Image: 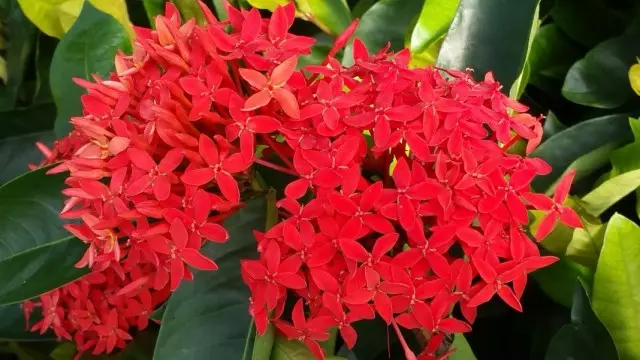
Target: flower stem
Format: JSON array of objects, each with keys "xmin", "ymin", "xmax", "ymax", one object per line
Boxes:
[
  {"xmin": 502, "ymin": 134, "xmax": 522, "ymax": 153},
  {"xmin": 391, "ymin": 319, "xmax": 417, "ymax": 360},
  {"xmin": 254, "ymin": 158, "xmax": 299, "ymax": 177}
]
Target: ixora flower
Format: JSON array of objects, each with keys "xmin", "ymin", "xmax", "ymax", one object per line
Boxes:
[{"xmin": 24, "ymin": 1, "xmax": 582, "ymax": 359}]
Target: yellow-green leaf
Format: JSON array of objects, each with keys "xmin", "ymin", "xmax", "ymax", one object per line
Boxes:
[
  {"xmin": 592, "ymin": 214, "xmax": 640, "ymax": 360},
  {"xmin": 409, "ymin": 0, "xmax": 459, "ymax": 54},
  {"xmin": 630, "ymin": 64, "xmax": 640, "ymax": 96},
  {"xmin": 17, "ymin": 0, "xmax": 134, "ymax": 39},
  {"xmin": 579, "ymin": 169, "xmax": 640, "ymax": 217}
]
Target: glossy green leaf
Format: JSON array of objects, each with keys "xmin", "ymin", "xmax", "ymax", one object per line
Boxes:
[
  {"xmin": 550, "ymin": 0, "xmax": 627, "ymax": 48},
  {"xmin": 527, "ymin": 24, "xmax": 583, "ymax": 87},
  {"xmin": 296, "ymin": 0, "xmax": 352, "ymax": 36},
  {"xmin": 562, "ymin": 34, "xmax": 640, "ymax": 109},
  {"xmin": 531, "ymin": 114, "xmax": 633, "ymax": 192},
  {"xmin": 246, "ymin": 0, "xmax": 288, "ymax": 11},
  {"xmin": 51, "ymin": 1, "xmax": 129, "ymax": 137},
  {"xmin": 541, "ymin": 111, "xmax": 567, "ymax": 141},
  {"xmin": 450, "ymin": 334, "xmax": 476, "ymax": 360},
  {"xmin": 545, "ymin": 281, "xmax": 617, "ymax": 360},
  {"xmin": 0, "ymin": 1, "xmax": 36, "ymax": 111},
  {"xmin": 409, "ymin": 0, "xmax": 459, "ymax": 54},
  {"xmin": 579, "ymin": 169, "xmax": 640, "ymax": 217},
  {"xmin": 0, "ymin": 132, "xmax": 54, "ymax": 185},
  {"xmin": 0, "ymin": 168, "xmax": 88, "ymax": 305},
  {"xmin": 592, "ymin": 214, "xmax": 640, "ymax": 360},
  {"xmin": 211, "ymin": 0, "xmax": 227, "ymax": 20},
  {"xmin": 342, "ymin": 0, "xmax": 424, "ymax": 66},
  {"xmin": 610, "ymin": 118, "xmax": 640, "ymax": 218},
  {"xmin": 153, "ymin": 198, "xmax": 267, "ymax": 360},
  {"xmin": 0, "ymin": 303, "xmax": 54, "ymax": 341},
  {"xmin": 436, "ymin": 0, "xmax": 539, "ymax": 93}
]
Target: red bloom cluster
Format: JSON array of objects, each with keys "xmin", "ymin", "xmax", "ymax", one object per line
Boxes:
[
  {"xmin": 25, "ymin": 2, "xmax": 317, "ymax": 357},
  {"xmin": 24, "ymin": 1, "xmax": 583, "ymax": 359},
  {"xmin": 240, "ymin": 34, "xmax": 583, "ymax": 360}
]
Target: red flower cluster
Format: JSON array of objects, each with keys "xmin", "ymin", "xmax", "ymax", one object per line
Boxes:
[
  {"xmin": 240, "ymin": 32, "xmax": 583, "ymax": 360},
  {"xmin": 24, "ymin": 1, "xmax": 583, "ymax": 359},
  {"xmin": 25, "ymin": 2, "xmax": 317, "ymax": 357}
]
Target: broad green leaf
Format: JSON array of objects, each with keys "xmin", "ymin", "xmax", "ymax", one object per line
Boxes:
[
  {"xmin": 0, "ymin": 168, "xmax": 88, "ymax": 305},
  {"xmin": 271, "ymin": 336, "xmax": 346, "ymax": 360},
  {"xmin": 173, "ymin": 0, "xmax": 205, "ymax": 24},
  {"xmin": 409, "ymin": 0, "xmax": 459, "ymax": 54},
  {"xmin": 592, "ymin": 214, "xmax": 640, "ymax": 360},
  {"xmin": 0, "ymin": 236, "xmax": 88, "ymax": 305},
  {"xmin": 0, "ymin": 304, "xmax": 54, "ymax": 341},
  {"xmin": 410, "ymin": 36, "xmax": 444, "ymax": 68},
  {"xmin": 17, "ymin": 0, "xmax": 134, "ymax": 39},
  {"xmin": 153, "ymin": 198, "xmax": 267, "ymax": 360},
  {"xmin": 296, "ymin": 0, "xmax": 352, "ymax": 36},
  {"xmin": 545, "ymin": 281, "xmax": 617, "ymax": 360},
  {"xmin": 531, "ymin": 114, "xmax": 632, "ymax": 192},
  {"xmin": 579, "ymin": 169, "xmax": 640, "ymax": 217},
  {"xmin": 541, "ymin": 111, "xmax": 566, "ymax": 142},
  {"xmin": 149, "ymin": 302, "xmax": 166, "ymax": 322},
  {"xmin": 450, "ymin": 335, "xmax": 476, "ymax": 360},
  {"xmin": 1, "ymin": 103, "xmax": 57, "ymax": 139},
  {"xmin": 436, "ymin": 0, "xmax": 539, "ymax": 93},
  {"xmin": 532, "ymin": 255, "xmax": 592, "ymax": 308},
  {"xmin": 528, "ymin": 24, "xmax": 583, "ymax": 89},
  {"xmin": 550, "ymin": 0, "xmax": 627, "ymax": 48},
  {"xmin": 610, "ymin": 118, "xmax": 640, "ymax": 217},
  {"xmin": 351, "ymin": 0, "xmax": 375, "ymax": 18},
  {"xmin": 342, "ymin": 0, "xmax": 424, "ymax": 66},
  {"xmin": 0, "ymin": 132, "xmax": 54, "ymax": 185},
  {"xmin": 51, "ymin": 1, "xmax": 129, "ymax": 137},
  {"xmin": 562, "ymin": 34, "xmax": 640, "ymax": 109},
  {"xmin": 566, "ymin": 222, "xmax": 606, "ymax": 269},
  {"xmin": 544, "ymin": 142, "xmax": 621, "ymax": 196},
  {"xmin": 630, "ymin": 64, "xmax": 640, "ymax": 96},
  {"xmin": 0, "ymin": 1, "xmax": 36, "ymax": 111}
]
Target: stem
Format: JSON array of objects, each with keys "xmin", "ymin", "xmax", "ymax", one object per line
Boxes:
[
  {"xmin": 261, "ymin": 134, "xmax": 294, "ymax": 169},
  {"xmin": 254, "ymin": 158, "xmax": 299, "ymax": 177},
  {"xmin": 391, "ymin": 319, "xmax": 417, "ymax": 360},
  {"xmin": 240, "ymin": 318, "xmax": 255, "ymax": 360},
  {"xmin": 502, "ymin": 134, "xmax": 522, "ymax": 153}
]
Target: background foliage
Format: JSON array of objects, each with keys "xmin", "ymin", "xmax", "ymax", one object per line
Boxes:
[{"xmin": 1, "ymin": 0, "xmax": 640, "ymax": 359}]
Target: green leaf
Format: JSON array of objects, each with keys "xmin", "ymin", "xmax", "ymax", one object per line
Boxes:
[
  {"xmin": 630, "ymin": 64, "xmax": 640, "ymax": 96},
  {"xmin": 541, "ymin": 111, "xmax": 567, "ymax": 141},
  {"xmin": 0, "ymin": 303, "xmax": 54, "ymax": 341},
  {"xmin": 246, "ymin": 0, "xmax": 288, "ymax": 11},
  {"xmin": 610, "ymin": 118, "xmax": 640, "ymax": 218},
  {"xmin": 50, "ymin": 1, "xmax": 129, "ymax": 137},
  {"xmin": 531, "ymin": 114, "xmax": 633, "ymax": 192},
  {"xmin": 409, "ymin": 0, "xmax": 459, "ymax": 54},
  {"xmin": 17, "ymin": 0, "xmax": 134, "ymax": 39},
  {"xmin": 545, "ymin": 281, "xmax": 617, "ymax": 360},
  {"xmin": 579, "ymin": 169, "xmax": 640, "ymax": 217},
  {"xmin": 271, "ymin": 336, "xmax": 346, "ymax": 360},
  {"xmin": 251, "ymin": 323, "xmax": 274, "ymax": 360},
  {"xmin": 0, "ymin": 132, "xmax": 54, "ymax": 185},
  {"xmin": 143, "ymin": 0, "xmax": 165, "ymax": 24},
  {"xmin": 172, "ymin": 0, "xmax": 206, "ymax": 24},
  {"xmin": 1, "ymin": 103, "xmax": 57, "ymax": 139},
  {"xmin": 153, "ymin": 198, "xmax": 267, "ymax": 360},
  {"xmin": 436, "ymin": 0, "xmax": 539, "ymax": 93},
  {"xmin": 550, "ymin": 0, "xmax": 627, "ymax": 48},
  {"xmin": 528, "ymin": 24, "xmax": 583, "ymax": 88},
  {"xmin": 532, "ymin": 255, "xmax": 593, "ymax": 308},
  {"xmin": 562, "ymin": 34, "xmax": 640, "ymax": 109},
  {"xmin": 296, "ymin": 0, "xmax": 352, "ymax": 36},
  {"xmin": 149, "ymin": 302, "xmax": 166, "ymax": 322},
  {"xmin": 0, "ymin": 1, "xmax": 36, "ymax": 110},
  {"xmin": 592, "ymin": 214, "xmax": 640, "ymax": 360},
  {"xmin": 342, "ymin": 0, "xmax": 424, "ymax": 66},
  {"xmin": 449, "ymin": 335, "xmax": 476, "ymax": 360},
  {"xmin": 0, "ymin": 168, "xmax": 88, "ymax": 305},
  {"xmin": 211, "ymin": 0, "xmax": 227, "ymax": 20}
]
